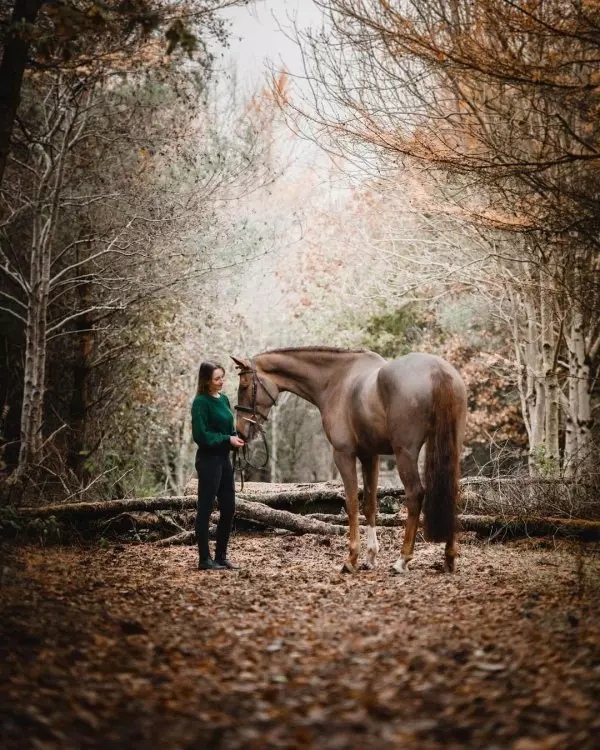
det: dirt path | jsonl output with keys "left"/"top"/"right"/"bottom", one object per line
{"left": 1, "top": 533, "right": 598, "bottom": 749}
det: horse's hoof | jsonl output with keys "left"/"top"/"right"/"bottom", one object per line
{"left": 391, "top": 559, "right": 410, "bottom": 574}
{"left": 359, "top": 561, "right": 374, "bottom": 571}
{"left": 341, "top": 561, "right": 357, "bottom": 574}
{"left": 444, "top": 559, "right": 456, "bottom": 574}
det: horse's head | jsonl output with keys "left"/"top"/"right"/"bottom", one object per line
{"left": 231, "top": 356, "right": 279, "bottom": 441}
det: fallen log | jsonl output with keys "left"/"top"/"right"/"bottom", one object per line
{"left": 14, "top": 487, "right": 402, "bottom": 522}
{"left": 458, "top": 514, "right": 600, "bottom": 541}
{"left": 235, "top": 498, "right": 345, "bottom": 536}
{"left": 237, "top": 484, "right": 405, "bottom": 507}
{"left": 308, "top": 513, "right": 600, "bottom": 541}
{"left": 12, "top": 480, "right": 599, "bottom": 533}
{"left": 155, "top": 499, "right": 346, "bottom": 545}
{"left": 16, "top": 496, "right": 197, "bottom": 520}
{"left": 309, "top": 513, "right": 406, "bottom": 527}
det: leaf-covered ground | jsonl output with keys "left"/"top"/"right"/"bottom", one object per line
{"left": 1, "top": 532, "right": 598, "bottom": 749}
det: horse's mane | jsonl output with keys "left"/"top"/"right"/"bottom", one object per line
{"left": 262, "top": 346, "right": 368, "bottom": 355}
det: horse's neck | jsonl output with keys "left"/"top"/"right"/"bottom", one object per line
{"left": 255, "top": 350, "right": 365, "bottom": 408}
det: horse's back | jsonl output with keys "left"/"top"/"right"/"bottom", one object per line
{"left": 378, "top": 352, "right": 464, "bottom": 399}
{"left": 375, "top": 353, "right": 466, "bottom": 449}
{"left": 324, "top": 351, "right": 465, "bottom": 455}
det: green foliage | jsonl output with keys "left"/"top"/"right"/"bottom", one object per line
{"left": 530, "top": 444, "right": 559, "bottom": 478}
{"left": 362, "top": 304, "right": 428, "bottom": 358}
{"left": 0, "top": 507, "right": 61, "bottom": 545}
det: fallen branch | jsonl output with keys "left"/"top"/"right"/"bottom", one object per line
{"left": 155, "top": 530, "right": 195, "bottom": 547}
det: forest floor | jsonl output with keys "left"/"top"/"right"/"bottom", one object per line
{"left": 1, "top": 532, "right": 598, "bottom": 749}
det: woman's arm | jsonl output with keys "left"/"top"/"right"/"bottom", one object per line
{"left": 222, "top": 394, "right": 237, "bottom": 435}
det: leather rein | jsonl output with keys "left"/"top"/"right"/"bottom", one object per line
{"left": 233, "top": 360, "right": 278, "bottom": 486}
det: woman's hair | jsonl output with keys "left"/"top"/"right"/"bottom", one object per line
{"left": 196, "top": 361, "right": 225, "bottom": 395}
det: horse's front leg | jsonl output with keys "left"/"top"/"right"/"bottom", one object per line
{"left": 360, "top": 455, "right": 380, "bottom": 569}
{"left": 333, "top": 449, "right": 359, "bottom": 573}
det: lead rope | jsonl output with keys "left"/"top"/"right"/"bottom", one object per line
{"left": 234, "top": 421, "right": 270, "bottom": 491}
{"left": 234, "top": 447, "right": 244, "bottom": 492}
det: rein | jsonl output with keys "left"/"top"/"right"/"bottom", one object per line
{"left": 234, "top": 359, "right": 278, "bottom": 488}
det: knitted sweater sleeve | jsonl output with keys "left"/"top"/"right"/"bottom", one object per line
{"left": 222, "top": 394, "right": 237, "bottom": 435}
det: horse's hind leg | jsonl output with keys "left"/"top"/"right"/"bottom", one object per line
{"left": 392, "top": 449, "right": 424, "bottom": 574}
{"left": 360, "top": 455, "right": 380, "bottom": 569}
{"left": 333, "top": 449, "right": 360, "bottom": 573}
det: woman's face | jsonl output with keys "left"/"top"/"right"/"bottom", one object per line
{"left": 209, "top": 368, "right": 225, "bottom": 395}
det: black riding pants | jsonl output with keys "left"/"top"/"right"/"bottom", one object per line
{"left": 195, "top": 451, "right": 236, "bottom": 562}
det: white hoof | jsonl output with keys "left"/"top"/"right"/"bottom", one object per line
{"left": 392, "top": 558, "right": 410, "bottom": 574}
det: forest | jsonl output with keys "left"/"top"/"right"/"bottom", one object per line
{"left": 0, "top": 1, "right": 598, "bottom": 748}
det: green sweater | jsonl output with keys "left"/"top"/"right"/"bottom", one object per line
{"left": 191, "top": 393, "right": 236, "bottom": 450}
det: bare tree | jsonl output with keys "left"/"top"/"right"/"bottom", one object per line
{"left": 281, "top": 0, "right": 600, "bottom": 476}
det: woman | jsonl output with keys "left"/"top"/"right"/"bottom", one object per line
{"left": 192, "top": 361, "right": 244, "bottom": 570}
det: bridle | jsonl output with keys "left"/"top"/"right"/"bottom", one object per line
{"left": 233, "top": 359, "right": 278, "bottom": 483}
{"left": 234, "top": 359, "right": 278, "bottom": 426}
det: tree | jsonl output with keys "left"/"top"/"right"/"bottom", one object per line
{"left": 0, "top": 0, "right": 246, "bottom": 187}
{"left": 285, "top": 0, "right": 600, "bottom": 476}
{"left": 0, "top": 47, "right": 282, "bottom": 491}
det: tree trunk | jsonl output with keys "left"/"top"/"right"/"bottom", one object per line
{"left": 68, "top": 279, "right": 94, "bottom": 482}
{"left": 564, "top": 317, "right": 579, "bottom": 478}
{"left": 523, "top": 283, "right": 545, "bottom": 475}
{"left": 539, "top": 265, "right": 560, "bottom": 475}
{"left": 16, "top": 92, "right": 71, "bottom": 478}
{"left": 571, "top": 308, "right": 593, "bottom": 476}
{"left": 0, "top": 0, "right": 43, "bottom": 188}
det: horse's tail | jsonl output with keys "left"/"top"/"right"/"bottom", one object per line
{"left": 423, "top": 369, "right": 462, "bottom": 543}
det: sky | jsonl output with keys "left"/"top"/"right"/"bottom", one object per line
{"left": 209, "top": 1, "right": 363, "bottom": 337}
{"left": 219, "top": 0, "right": 324, "bottom": 93}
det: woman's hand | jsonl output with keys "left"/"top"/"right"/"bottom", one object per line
{"left": 230, "top": 435, "right": 245, "bottom": 448}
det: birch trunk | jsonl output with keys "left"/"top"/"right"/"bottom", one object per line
{"left": 563, "top": 325, "right": 579, "bottom": 478}
{"left": 16, "top": 95, "right": 72, "bottom": 478}
{"left": 572, "top": 308, "right": 593, "bottom": 476}
{"left": 539, "top": 266, "right": 560, "bottom": 476}
{"left": 174, "top": 417, "right": 192, "bottom": 495}
{"left": 509, "top": 288, "right": 532, "bottom": 446}
{"left": 523, "top": 280, "right": 545, "bottom": 476}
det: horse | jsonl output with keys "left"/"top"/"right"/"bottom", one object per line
{"left": 231, "top": 347, "right": 467, "bottom": 574}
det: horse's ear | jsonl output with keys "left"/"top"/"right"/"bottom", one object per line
{"left": 231, "top": 356, "right": 250, "bottom": 371}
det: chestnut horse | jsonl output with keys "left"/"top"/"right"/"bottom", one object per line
{"left": 232, "top": 348, "right": 467, "bottom": 573}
